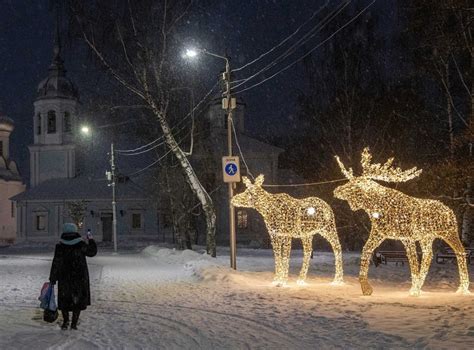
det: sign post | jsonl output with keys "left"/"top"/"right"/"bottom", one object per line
{"left": 222, "top": 156, "right": 240, "bottom": 269}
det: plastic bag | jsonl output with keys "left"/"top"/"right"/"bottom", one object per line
{"left": 39, "top": 282, "right": 58, "bottom": 323}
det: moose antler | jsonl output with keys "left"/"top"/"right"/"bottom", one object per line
{"left": 334, "top": 156, "right": 354, "bottom": 179}
{"left": 360, "top": 147, "right": 422, "bottom": 183}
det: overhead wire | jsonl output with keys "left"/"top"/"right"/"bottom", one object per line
{"left": 116, "top": 82, "right": 218, "bottom": 154}
{"left": 233, "top": 0, "right": 376, "bottom": 95}
{"left": 125, "top": 129, "right": 192, "bottom": 177}
{"left": 231, "top": 0, "right": 331, "bottom": 73}
{"left": 231, "top": 0, "right": 351, "bottom": 91}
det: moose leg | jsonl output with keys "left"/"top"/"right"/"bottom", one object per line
{"left": 322, "top": 223, "right": 344, "bottom": 284}
{"left": 280, "top": 236, "right": 292, "bottom": 285}
{"left": 402, "top": 241, "right": 421, "bottom": 296}
{"left": 359, "top": 235, "right": 384, "bottom": 296}
{"left": 297, "top": 236, "right": 313, "bottom": 285}
{"left": 443, "top": 232, "right": 470, "bottom": 294}
{"left": 415, "top": 239, "right": 434, "bottom": 295}
{"left": 271, "top": 236, "right": 283, "bottom": 285}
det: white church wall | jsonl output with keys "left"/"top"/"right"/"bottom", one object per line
{"left": 0, "top": 179, "right": 25, "bottom": 242}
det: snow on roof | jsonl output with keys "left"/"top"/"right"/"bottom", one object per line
{"left": 10, "top": 176, "right": 152, "bottom": 202}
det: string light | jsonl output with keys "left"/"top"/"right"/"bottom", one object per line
{"left": 232, "top": 174, "right": 344, "bottom": 286}
{"left": 334, "top": 147, "right": 470, "bottom": 296}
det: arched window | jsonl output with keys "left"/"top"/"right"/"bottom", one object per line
{"left": 47, "top": 110, "right": 56, "bottom": 133}
{"left": 63, "top": 111, "right": 71, "bottom": 132}
{"left": 37, "top": 113, "right": 42, "bottom": 135}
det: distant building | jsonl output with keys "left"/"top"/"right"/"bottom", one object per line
{"left": 0, "top": 114, "right": 25, "bottom": 243}
{"left": 11, "top": 33, "right": 158, "bottom": 242}
{"left": 168, "top": 94, "right": 285, "bottom": 246}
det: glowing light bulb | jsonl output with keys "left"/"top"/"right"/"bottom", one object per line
{"left": 372, "top": 212, "right": 380, "bottom": 219}
{"left": 307, "top": 207, "right": 316, "bottom": 216}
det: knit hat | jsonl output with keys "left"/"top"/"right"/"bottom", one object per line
{"left": 63, "top": 223, "right": 78, "bottom": 234}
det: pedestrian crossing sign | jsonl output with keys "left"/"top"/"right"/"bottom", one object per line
{"left": 222, "top": 156, "right": 241, "bottom": 183}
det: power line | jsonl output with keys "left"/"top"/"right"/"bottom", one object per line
{"left": 116, "top": 82, "right": 218, "bottom": 154}
{"left": 230, "top": 119, "right": 255, "bottom": 180}
{"left": 232, "top": 0, "right": 331, "bottom": 73}
{"left": 231, "top": 0, "right": 351, "bottom": 91}
{"left": 262, "top": 178, "right": 347, "bottom": 188}
{"left": 233, "top": 0, "right": 376, "bottom": 95}
{"left": 125, "top": 128, "right": 192, "bottom": 177}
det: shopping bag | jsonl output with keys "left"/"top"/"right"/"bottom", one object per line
{"left": 38, "top": 282, "right": 51, "bottom": 310}
{"left": 39, "top": 283, "right": 58, "bottom": 323}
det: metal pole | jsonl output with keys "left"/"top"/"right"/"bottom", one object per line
{"left": 111, "top": 142, "right": 118, "bottom": 253}
{"left": 225, "top": 59, "right": 237, "bottom": 270}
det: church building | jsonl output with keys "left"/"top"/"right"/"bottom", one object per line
{"left": 11, "top": 33, "right": 158, "bottom": 242}
{"left": 0, "top": 113, "right": 25, "bottom": 243}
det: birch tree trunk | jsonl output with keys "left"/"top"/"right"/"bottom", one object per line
{"left": 74, "top": 1, "right": 218, "bottom": 257}
{"left": 148, "top": 100, "right": 216, "bottom": 256}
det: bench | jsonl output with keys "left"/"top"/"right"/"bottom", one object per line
{"left": 374, "top": 250, "right": 409, "bottom": 266}
{"left": 436, "top": 248, "right": 473, "bottom": 265}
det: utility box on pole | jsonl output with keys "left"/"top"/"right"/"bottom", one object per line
{"left": 222, "top": 156, "right": 241, "bottom": 183}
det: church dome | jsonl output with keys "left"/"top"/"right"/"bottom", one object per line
{"left": 0, "top": 116, "right": 14, "bottom": 133}
{"left": 36, "top": 65, "right": 78, "bottom": 100}
{"left": 36, "top": 40, "right": 78, "bottom": 101}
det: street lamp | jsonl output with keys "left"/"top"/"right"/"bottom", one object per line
{"left": 81, "top": 125, "right": 91, "bottom": 136}
{"left": 184, "top": 47, "right": 237, "bottom": 270}
{"left": 80, "top": 125, "right": 118, "bottom": 253}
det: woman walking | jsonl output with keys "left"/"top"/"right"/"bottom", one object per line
{"left": 49, "top": 223, "right": 97, "bottom": 330}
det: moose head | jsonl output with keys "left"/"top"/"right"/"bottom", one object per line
{"left": 333, "top": 148, "right": 422, "bottom": 211}
{"left": 231, "top": 174, "right": 265, "bottom": 208}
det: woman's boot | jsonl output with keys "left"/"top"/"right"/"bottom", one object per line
{"left": 71, "top": 310, "right": 81, "bottom": 330}
{"left": 61, "top": 311, "right": 69, "bottom": 330}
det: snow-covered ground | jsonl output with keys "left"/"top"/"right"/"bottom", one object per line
{"left": 0, "top": 244, "right": 473, "bottom": 349}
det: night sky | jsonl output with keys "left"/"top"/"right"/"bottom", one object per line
{"left": 0, "top": 0, "right": 395, "bottom": 180}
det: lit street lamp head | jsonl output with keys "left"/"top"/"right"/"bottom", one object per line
{"left": 81, "top": 125, "right": 91, "bottom": 136}
{"left": 184, "top": 48, "right": 198, "bottom": 58}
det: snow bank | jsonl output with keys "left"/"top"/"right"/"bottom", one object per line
{"left": 141, "top": 245, "right": 221, "bottom": 279}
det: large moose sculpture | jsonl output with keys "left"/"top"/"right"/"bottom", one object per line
{"left": 232, "top": 174, "right": 343, "bottom": 286}
{"left": 334, "top": 148, "right": 470, "bottom": 296}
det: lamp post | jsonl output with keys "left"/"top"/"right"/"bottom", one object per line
{"left": 184, "top": 48, "right": 237, "bottom": 269}
{"left": 80, "top": 124, "right": 118, "bottom": 253}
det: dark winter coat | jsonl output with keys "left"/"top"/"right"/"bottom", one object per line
{"left": 49, "top": 232, "right": 97, "bottom": 311}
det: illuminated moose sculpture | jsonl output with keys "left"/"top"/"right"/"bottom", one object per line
{"left": 334, "top": 148, "right": 470, "bottom": 296}
{"left": 232, "top": 175, "right": 343, "bottom": 286}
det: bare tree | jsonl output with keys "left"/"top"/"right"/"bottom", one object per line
{"left": 67, "top": 0, "right": 217, "bottom": 255}
{"left": 65, "top": 200, "right": 87, "bottom": 229}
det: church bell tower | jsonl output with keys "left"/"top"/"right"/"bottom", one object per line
{"left": 29, "top": 21, "right": 79, "bottom": 187}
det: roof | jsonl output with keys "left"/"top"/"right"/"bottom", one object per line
{"left": 10, "top": 176, "right": 151, "bottom": 202}
{"left": 203, "top": 131, "right": 284, "bottom": 156}
{"left": 36, "top": 39, "right": 78, "bottom": 101}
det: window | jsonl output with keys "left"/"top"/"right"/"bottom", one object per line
{"left": 47, "top": 111, "right": 56, "bottom": 133}
{"left": 237, "top": 210, "right": 248, "bottom": 229}
{"left": 63, "top": 112, "right": 71, "bottom": 132}
{"left": 0, "top": 141, "right": 3, "bottom": 157}
{"left": 11, "top": 202, "right": 15, "bottom": 218}
{"left": 36, "top": 215, "right": 46, "bottom": 231}
{"left": 132, "top": 213, "right": 142, "bottom": 229}
{"left": 37, "top": 113, "right": 42, "bottom": 135}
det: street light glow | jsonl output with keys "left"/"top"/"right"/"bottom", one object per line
{"left": 185, "top": 48, "right": 198, "bottom": 58}
{"left": 81, "top": 126, "right": 90, "bottom": 135}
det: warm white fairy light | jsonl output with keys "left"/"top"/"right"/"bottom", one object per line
{"left": 334, "top": 147, "right": 470, "bottom": 296}
{"left": 232, "top": 175, "right": 344, "bottom": 286}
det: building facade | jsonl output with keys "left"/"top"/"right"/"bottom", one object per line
{"left": 11, "top": 34, "right": 158, "bottom": 243}
{"left": 0, "top": 115, "right": 25, "bottom": 243}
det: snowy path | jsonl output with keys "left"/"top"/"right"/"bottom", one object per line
{"left": 0, "top": 247, "right": 473, "bottom": 349}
